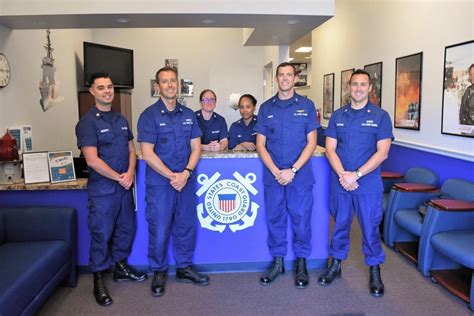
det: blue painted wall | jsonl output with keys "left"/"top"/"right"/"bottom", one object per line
{"left": 382, "top": 144, "right": 474, "bottom": 185}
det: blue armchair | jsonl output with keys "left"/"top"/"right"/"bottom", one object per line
{"left": 417, "top": 188, "right": 474, "bottom": 311}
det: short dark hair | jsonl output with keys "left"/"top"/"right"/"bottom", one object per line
{"left": 350, "top": 69, "right": 371, "bottom": 83}
{"left": 239, "top": 94, "right": 257, "bottom": 107}
{"left": 155, "top": 66, "right": 178, "bottom": 82}
{"left": 276, "top": 62, "right": 297, "bottom": 76}
{"left": 89, "top": 72, "right": 112, "bottom": 85}
{"left": 199, "top": 89, "right": 217, "bottom": 101}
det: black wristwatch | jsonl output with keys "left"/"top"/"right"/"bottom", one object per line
{"left": 184, "top": 167, "right": 193, "bottom": 176}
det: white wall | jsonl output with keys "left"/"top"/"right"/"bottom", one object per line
{"left": 310, "top": 0, "right": 473, "bottom": 159}
{"left": 0, "top": 28, "right": 263, "bottom": 155}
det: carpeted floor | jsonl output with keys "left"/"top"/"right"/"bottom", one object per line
{"left": 38, "top": 221, "right": 472, "bottom": 315}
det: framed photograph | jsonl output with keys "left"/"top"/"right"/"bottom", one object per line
{"left": 394, "top": 52, "right": 423, "bottom": 130}
{"left": 150, "top": 79, "right": 160, "bottom": 97}
{"left": 441, "top": 40, "right": 474, "bottom": 137}
{"left": 340, "top": 68, "right": 354, "bottom": 106}
{"left": 23, "top": 152, "right": 50, "bottom": 184}
{"left": 48, "top": 150, "right": 76, "bottom": 183}
{"left": 165, "top": 58, "right": 179, "bottom": 75}
{"left": 180, "top": 79, "right": 194, "bottom": 97}
{"left": 364, "top": 62, "right": 383, "bottom": 107}
{"left": 177, "top": 96, "right": 187, "bottom": 106}
{"left": 323, "top": 73, "right": 335, "bottom": 119}
{"left": 292, "top": 63, "right": 308, "bottom": 87}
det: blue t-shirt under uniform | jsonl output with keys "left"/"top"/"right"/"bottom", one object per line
{"left": 254, "top": 93, "right": 320, "bottom": 186}
{"left": 195, "top": 110, "right": 228, "bottom": 145}
{"left": 325, "top": 102, "right": 394, "bottom": 194}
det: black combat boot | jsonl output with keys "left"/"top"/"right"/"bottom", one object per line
{"left": 259, "top": 257, "right": 285, "bottom": 285}
{"left": 369, "top": 265, "right": 385, "bottom": 297}
{"left": 93, "top": 272, "right": 113, "bottom": 306}
{"left": 176, "top": 266, "right": 210, "bottom": 285}
{"left": 295, "top": 257, "right": 309, "bottom": 289}
{"left": 151, "top": 271, "right": 167, "bottom": 297}
{"left": 113, "top": 260, "right": 147, "bottom": 282}
{"left": 317, "top": 258, "right": 342, "bottom": 286}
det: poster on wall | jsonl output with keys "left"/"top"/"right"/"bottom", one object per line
{"left": 180, "top": 79, "right": 194, "bottom": 97}
{"left": 441, "top": 40, "right": 474, "bottom": 138}
{"left": 150, "top": 79, "right": 160, "bottom": 97}
{"left": 48, "top": 151, "right": 76, "bottom": 183}
{"left": 292, "top": 63, "right": 308, "bottom": 87}
{"left": 394, "top": 52, "right": 423, "bottom": 130}
{"left": 340, "top": 68, "right": 354, "bottom": 106}
{"left": 364, "top": 62, "right": 383, "bottom": 107}
{"left": 323, "top": 73, "right": 334, "bottom": 119}
{"left": 165, "top": 58, "right": 179, "bottom": 75}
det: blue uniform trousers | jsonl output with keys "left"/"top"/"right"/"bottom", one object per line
{"left": 88, "top": 189, "right": 135, "bottom": 272}
{"left": 145, "top": 181, "right": 197, "bottom": 271}
{"left": 264, "top": 185, "right": 313, "bottom": 258}
{"left": 329, "top": 192, "right": 385, "bottom": 266}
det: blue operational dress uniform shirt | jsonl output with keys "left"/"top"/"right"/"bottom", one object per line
{"left": 254, "top": 93, "right": 320, "bottom": 258}
{"left": 137, "top": 99, "right": 202, "bottom": 271}
{"left": 325, "top": 102, "right": 394, "bottom": 266}
{"left": 228, "top": 115, "right": 257, "bottom": 149}
{"left": 75, "top": 106, "right": 135, "bottom": 272}
{"left": 195, "top": 110, "right": 228, "bottom": 145}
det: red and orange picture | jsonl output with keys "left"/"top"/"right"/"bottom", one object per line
{"left": 394, "top": 52, "right": 423, "bottom": 130}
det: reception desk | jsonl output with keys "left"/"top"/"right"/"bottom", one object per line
{"left": 0, "top": 150, "right": 330, "bottom": 272}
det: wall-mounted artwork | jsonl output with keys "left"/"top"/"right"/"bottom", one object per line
{"left": 364, "top": 62, "right": 383, "bottom": 107}
{"left": 165, "top": 58, "right": 179, "bottom": 75}
{"left": 39, "top": 29, "right": 64, "bottom": 112}
{"left": 394, "top": 52, "right": 423, "bottom": 130}
{"left": 323, "top": 73, "right": 335, "bottom": 119}
{"left": 150, "top": 79, "right": 160, "bottom": 97}
{"left": 180, "top": 79, "right": 194, "bottom": 97}
{"left": 292, "top": 63, "right": 308, "bottom": 87}
{"left": 441, "top": 40, "right": 474, "bottom": 138}
{"left": 340, "top": 68, "right": 354, "bottom": 106}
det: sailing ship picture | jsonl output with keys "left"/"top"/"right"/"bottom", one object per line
{"left": 39, "top": 29, "right": 63, "bottom": 112}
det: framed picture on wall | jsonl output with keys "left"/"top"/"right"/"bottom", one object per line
{"left": 292, "top": 63, "right": 308, "bottom": 87}
{"left": 165, "top": 58, "right": 179, "bottom": 75}
{"left": 364, "top": 62, "right": 383, "bottom": 107}
{"left": 47, "top": 150, "right": 76, "bottom": 183}
{"left": 150, "top": 79, "right": 160, "bottom": 97}
{"left": 180, "top": 79, "right": 194, "bottom": 97}
{"left": 394, "top": 52, "right": 423, "bottom": 130}
{"left": 323, "top": 73, "right": 335, "bottom": 119}
{"left": 441, "top": 40, "right": 474, "bottom": 138}
{"left": 340, "top": 68, "right": 354, "bottom": 106}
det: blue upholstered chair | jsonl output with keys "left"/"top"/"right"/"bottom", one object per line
{"left": 417, "top": 180, "right": 474, "bottom": 311}
{"left": 382, "top": 167, "right": 438, "bottom": 213}
{"left": 383, "top": 168, "right": 439, "bottom": 247}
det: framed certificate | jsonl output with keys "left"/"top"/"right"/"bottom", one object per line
{"left": 23, "top": 152, "right": 50, "bottom": 184}
{"left": 47, "top": 150, "right": 76, "bottom": 183}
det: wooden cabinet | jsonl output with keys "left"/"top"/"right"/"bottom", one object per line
{"left": 78, "top": 90, "right": 132, "bottom": 125}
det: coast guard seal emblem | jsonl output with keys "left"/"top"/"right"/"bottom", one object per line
{"left": 196, "top": 171, "right": 259, "bottom": 233}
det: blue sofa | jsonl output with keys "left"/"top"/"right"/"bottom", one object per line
{"left": 0, "top": 207, "right": 77, "bottom": 316}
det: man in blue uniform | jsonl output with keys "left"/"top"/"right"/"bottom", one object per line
{"left": 228, "top": 94, "right": 258, "bottom": 151}
{"left": 255, "top": 62, "right": 319, "bottom": 289}
{"left": 138, "top": 66, "right": 209, "bottom": 298}
{"left": 75, "top": 73, "right": 147, "bottom": 307}
{"left": 318, "top": 69, "right": 393, "bottom": 297}
{"left": 195, "top": 89, "right": 229, "bottom": 151}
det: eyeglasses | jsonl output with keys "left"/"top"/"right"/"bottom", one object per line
{"left": 201, "top": 98, "right": 216, "bottom": 104}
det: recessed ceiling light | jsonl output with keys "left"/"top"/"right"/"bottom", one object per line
{"left": 202, "top": 19, "right": 216, "bottom": 24}
{"left": 117, "top": 18, "right": 130, "bottom": 24}
{"left": 287, "top": 19, "right": 300, "bottom": 25}
{"left": 295, "top": 47, "right": 312, "bottom": 53}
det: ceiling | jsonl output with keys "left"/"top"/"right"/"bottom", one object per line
{"left": 0, "top": 0, "right": 334, "bottom": 46}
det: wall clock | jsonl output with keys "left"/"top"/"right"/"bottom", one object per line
{"left": 0, "top": 53, "right": 11, "bottom": 88}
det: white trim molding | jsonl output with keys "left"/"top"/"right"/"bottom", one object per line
{"left": 393, "top": 139, "right": 474, "bottom": 162}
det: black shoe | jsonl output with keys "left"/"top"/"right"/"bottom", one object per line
{"left": 151, "top": 271, "right": 167, "bottom": 297}
{"left": 113, "top": 260, "right": 148, "bottom": 283}
{"left": 93, "top": 272, "right": 113, "bottom": 306}
{"left": 318, "top": 258, "right": 342, "bottom": 286}
{"left": 369, "top": 265, "right": 385, "bottom": 297}
{"left": 295, "top": 258, "right": 309, "bottom": 289}
{"left": 259, "top": 257, "right": 285, "bottom": 286}
{"left": 176, "top": 266, "right": 210, "bottom": 286}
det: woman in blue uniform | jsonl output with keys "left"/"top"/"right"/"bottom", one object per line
{"left": 195, "top": 89, "right": 229, "bottom": 151}
{"left": 228, "top": 94, "right": 258, "bottom": 151}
